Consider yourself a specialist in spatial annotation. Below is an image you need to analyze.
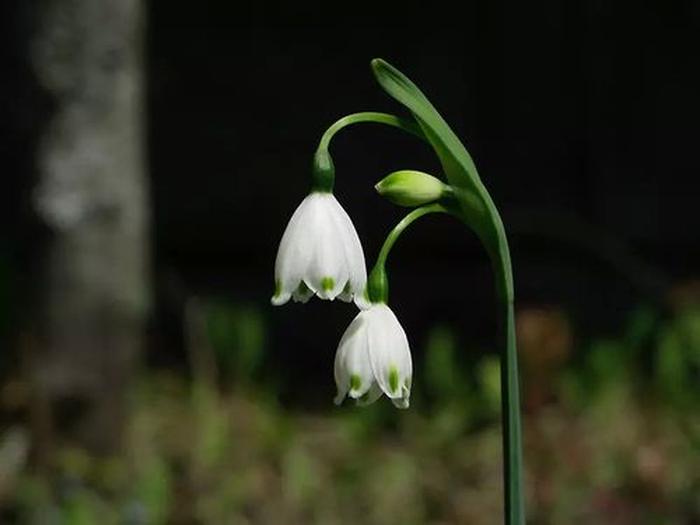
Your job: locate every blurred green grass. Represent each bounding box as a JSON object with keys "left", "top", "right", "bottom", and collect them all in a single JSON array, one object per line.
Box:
[{"left": 1, "top": 294, "right": 699, "bottom": 524}]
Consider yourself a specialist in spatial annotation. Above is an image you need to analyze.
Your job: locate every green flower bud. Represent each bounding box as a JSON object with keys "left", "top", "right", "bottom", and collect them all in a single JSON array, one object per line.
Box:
[{"left": 375, "top": 170, "right": 448, "bottom": 207}]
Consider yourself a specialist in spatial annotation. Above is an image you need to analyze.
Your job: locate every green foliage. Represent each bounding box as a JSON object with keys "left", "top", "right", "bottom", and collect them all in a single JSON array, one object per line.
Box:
[
  {"left": 422, "top": 325, "right": 502, "bottom": 434},
  {"left": 371, "top": 59, "right": 499, "bottom": 255},
  {"left": 62, "top": 488, "right": 115, "bottom": 525},
  {"left": 476, "top": 355, "right": 502, "bottom": 419},
  {"left": 6, "top": 298, "right": 700, "bottom": 523},
  {"left": 132, "top": 455, "right": 171, "bottom": 525},
  {"left": 424, "top": 325, "right": 462, "bottom": 400},
  {"left": 205, "top": 301, "right": 266, "bottom": 384},
  {"left": 624, "top": 304, "right": 658, "bottom": 350},
  {"left": 657, "top": 306, "right": 700, "bottom": 411}
]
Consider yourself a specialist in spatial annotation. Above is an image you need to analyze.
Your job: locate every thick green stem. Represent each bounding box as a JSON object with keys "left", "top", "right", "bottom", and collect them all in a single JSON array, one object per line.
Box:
[
  {"left": 449, "top": 198, "right": 523, "bottom": 523},
  {"left": 473, "top": 204, "right": 523, "bottom": 525},
  {"left": 494, "top": 235, "right": 524, "bottom": 525}
]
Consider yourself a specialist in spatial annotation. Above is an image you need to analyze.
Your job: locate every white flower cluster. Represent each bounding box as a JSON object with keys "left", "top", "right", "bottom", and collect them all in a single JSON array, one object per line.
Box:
[{"left": 272, "top": 191, "right": 413, "bottom": 408}]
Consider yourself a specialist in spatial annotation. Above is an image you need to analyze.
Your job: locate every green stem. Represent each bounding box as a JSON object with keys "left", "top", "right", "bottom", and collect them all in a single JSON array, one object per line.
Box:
[
  {"left": 494, "top": 232, "right": 524, "bottom": 525},
  {"left": 367, "top": 203, "right": 446, "bottom": 303},
  {"left": 318, "top": 112, "right": 425, "bottom": 151},
  {"left": 448, "top": 196, "right": 523, "bottom": 523},
  {"left": 469, "top": 203, "right": 523, "bottom": 524},
  {"left": 376, "top": 203, "right": 446, "bottom": 268},
  {"left": 312, "top": 113, "right": 426, "bottom": 192}
]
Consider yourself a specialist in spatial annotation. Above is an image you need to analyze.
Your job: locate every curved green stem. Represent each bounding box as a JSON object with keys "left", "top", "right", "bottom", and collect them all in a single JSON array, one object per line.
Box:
[
  {"left": 314, "top": 112, "right": 441, "bottom": 303},
  {"left": 367, "top": 203, "right": 446, "bottom": 303},
  {"left": 376, "top": 203, "right": 446, "bottom": 268},
  {"left": 312, "top": 113, "right": 426, "bottom": 192},
  {"left": 318, "top": 112, "right": 425, "bottom": 151}
]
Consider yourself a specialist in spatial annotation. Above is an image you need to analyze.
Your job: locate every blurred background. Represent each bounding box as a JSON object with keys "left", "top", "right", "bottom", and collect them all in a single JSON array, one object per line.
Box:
[{"left": 1, "top": 1, "right": 699, "bottom": 524}]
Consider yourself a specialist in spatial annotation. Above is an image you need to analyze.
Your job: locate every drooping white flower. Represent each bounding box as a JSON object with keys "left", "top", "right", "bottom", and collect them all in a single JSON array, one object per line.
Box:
[
  {"left": 272, "top": 192, "right": 368, "bottom": 308},
  {"left": 334, "top": 303, "right": 412, "bottom": 409}
]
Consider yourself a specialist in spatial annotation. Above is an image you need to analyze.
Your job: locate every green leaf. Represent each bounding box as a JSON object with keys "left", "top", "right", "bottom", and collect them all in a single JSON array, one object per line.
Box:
[
  {"left": 371, "top": 58, "right": 498, "bottom": 252},
  {"left": 371, "top": 58, "right": 524, "bottom": 525},
  {"left": 370, "top": 59, "right": 479, "bottom": 188}
]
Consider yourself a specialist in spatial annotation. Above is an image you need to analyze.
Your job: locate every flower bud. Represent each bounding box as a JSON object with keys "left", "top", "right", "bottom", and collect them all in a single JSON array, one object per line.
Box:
[{"left": 375, "top": 170, "right": 448, "bottom": 207}]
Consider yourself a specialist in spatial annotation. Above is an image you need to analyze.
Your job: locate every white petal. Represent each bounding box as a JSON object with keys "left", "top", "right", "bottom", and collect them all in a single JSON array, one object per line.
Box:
[
  {"left": 272, "top": 192, "right": 368, "bottom": 306},
  {"left": 291, "top": 281, "right": 314, "bottom": 303},
  {"left": 366, "top": 304, "right": 413, "bottom": 400},
  {"left": 334, "top": 310, "right": 373, "bottom": 404},
  {"left": 338, "top": 283, "right": 353, "bottom": 303},
  {"left": 356, "top": 382, "right": 383, "bottom": 407},
  {"left": 271, "top": 290, "right": 291, "bottom": 306},
  {"left": 391, "top": 375, "right": 411, "bottom": 409},
  {"left": 272, "top": 194, "right": 318, "bottom": 304},
  {"left": 306, "top": 195, "right": 348, "bottom": 300},
  {"left": 326, "top": 195, "right": 368, "bottom": 307},
  {"left": 353, "top": 291, "right": 371, "bottom": 311},
  {"left": 391, "top": 395, "right": 410, "bottom": 409},
  {"left": 338, "top": 285, "right": 370, "bottom": 310}
]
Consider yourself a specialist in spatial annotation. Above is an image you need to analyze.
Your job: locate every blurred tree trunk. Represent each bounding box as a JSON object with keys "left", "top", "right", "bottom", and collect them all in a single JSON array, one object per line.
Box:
[{"left": 28, "top": 0, "right": 149, "bottom": 456}]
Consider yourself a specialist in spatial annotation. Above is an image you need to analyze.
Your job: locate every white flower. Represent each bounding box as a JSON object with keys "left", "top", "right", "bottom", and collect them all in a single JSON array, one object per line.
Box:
[
  {"left": 272, "top": 192, "right": 368, "bottom": 308},
  {"left": 334, "top": 303, "right": 412, "bottom": 409}
]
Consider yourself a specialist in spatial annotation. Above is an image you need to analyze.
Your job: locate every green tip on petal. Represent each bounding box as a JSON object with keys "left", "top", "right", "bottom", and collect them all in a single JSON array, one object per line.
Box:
[
  {"left": 274, "top": 279, "right": 282, "bottom": 297},
  {"left": 350, "top": 374, "right": 362, "bottom": 393},
  {"left": 388, "top": 366, "right": 399, "bottom": 394},
  {"left": 321, "top": 276, "right": 335, "bottom": 292}
]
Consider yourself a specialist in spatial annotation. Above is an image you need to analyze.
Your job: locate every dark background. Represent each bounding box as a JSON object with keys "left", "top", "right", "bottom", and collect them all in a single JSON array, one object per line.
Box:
[
  {"left": 2, "top": 2, "right": 699, "bottom": 400},
  {"left": 1, "top": 3, "right": 699, "bottom": 523}
]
